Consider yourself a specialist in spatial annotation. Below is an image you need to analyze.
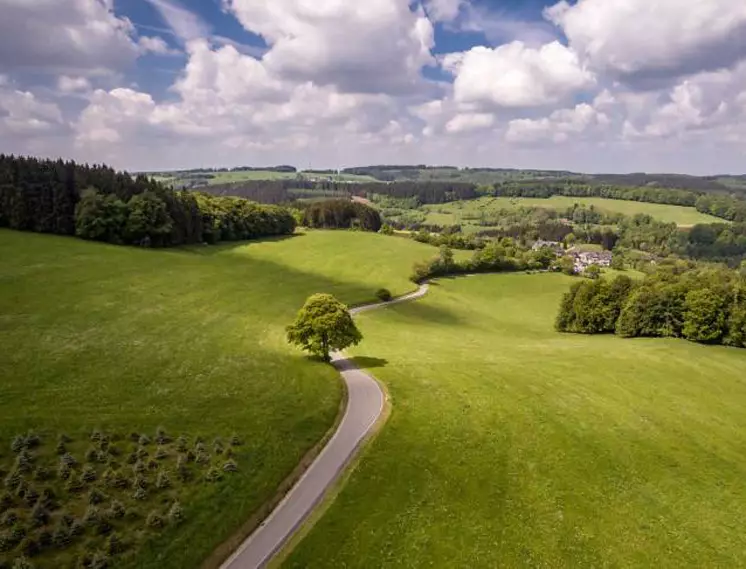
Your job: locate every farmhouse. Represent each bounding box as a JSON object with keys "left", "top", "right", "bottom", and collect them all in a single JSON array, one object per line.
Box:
[
  {"left": 532, "top": 240, "right": 564, "bottom": 254},
  {"left": 572, "top": 250, "right": 613, "bottom": 272}
]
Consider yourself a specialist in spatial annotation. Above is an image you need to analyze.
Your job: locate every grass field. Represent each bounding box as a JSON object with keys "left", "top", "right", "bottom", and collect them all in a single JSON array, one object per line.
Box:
[
  {"left": 423, "top": 196, "right": 724, "bottom": 227},
  {"left": 148, "top": 170, "right": 378, "bottom": 187},
  {"left": 286, "top": 273, "right": 746, "bottom": 568},
  {"left": 0, "top": 229, "right": 439, "bottom": 568}
]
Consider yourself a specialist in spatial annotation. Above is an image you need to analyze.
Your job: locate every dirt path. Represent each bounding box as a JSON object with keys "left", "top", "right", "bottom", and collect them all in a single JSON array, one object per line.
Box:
[{"left": 220, "top": 284, "right": 429, "bottom": 569}]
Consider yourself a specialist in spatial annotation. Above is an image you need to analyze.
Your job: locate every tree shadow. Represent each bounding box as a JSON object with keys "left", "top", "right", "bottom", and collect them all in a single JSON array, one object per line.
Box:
[
  {"left": 349, "top": 356, "right": 388, "bottom": 369},
  {"left": 179, "top": 232, "right": 304, "bottom": 256},
  {"left": 394, "top": 300, "right": 464, "bottom": 326}
]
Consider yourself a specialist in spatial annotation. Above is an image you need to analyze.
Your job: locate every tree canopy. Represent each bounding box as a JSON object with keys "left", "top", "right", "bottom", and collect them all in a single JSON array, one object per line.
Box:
[{"left": 286, "top": 294, "right": 363, "bottom": 362}]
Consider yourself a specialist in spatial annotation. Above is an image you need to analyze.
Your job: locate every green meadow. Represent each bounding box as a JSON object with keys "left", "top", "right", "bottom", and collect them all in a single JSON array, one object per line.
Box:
[
  {"left": 0, "top": 229, "right": 439, "bottom": 568},
  {"left": 286, "top": 273, "right": 746, "bottom": 568},
  {"left": 423, "top": 196, "right": 724, "bottom": 227}
]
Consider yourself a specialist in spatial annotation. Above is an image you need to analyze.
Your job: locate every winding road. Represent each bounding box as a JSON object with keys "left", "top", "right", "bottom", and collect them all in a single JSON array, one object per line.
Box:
[{"left": 221, "top": 284, "right": 430, "bottom": 569}]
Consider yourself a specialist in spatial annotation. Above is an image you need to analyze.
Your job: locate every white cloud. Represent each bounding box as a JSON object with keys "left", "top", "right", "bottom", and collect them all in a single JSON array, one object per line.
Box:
[
  {"left": 545, "top": 0, "right": 746, "bottom": 85},
  {"left": 0, "top": 0, "right": 139, "bottom": 74},
  {"left": 442, "top": 41, "right": 594, "bottom": 108},
  {"left": 223, "top": 0, "right": 435, "bottom": 94},
  {"left": 445, "top": 112, "right": 494, "bottom": 133},
  {"left": 505, "top": 103, "right": 609, "bottom": 144},
  {"left": 57, "top": 76, "right": 92, "bottom": 94},
  {"left": 138, "top": 36, "right": 180, "bottom": 56},
  {"left": 143, "top": 0, "right": 210, "bottom": 43},
  {"left": 424, "top": 0, "right": 464, "bottom": 23},
  {"left": 0, "top": 88, "right": 64, "bottom": 136}
]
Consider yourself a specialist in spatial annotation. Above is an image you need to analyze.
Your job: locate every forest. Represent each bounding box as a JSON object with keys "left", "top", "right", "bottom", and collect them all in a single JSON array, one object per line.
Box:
[
  {"left": 0, "top": 155, "right": 296, "bottom": 248},
  {"left": 556, "top": 263, "right": 746, "bottom": 348}
]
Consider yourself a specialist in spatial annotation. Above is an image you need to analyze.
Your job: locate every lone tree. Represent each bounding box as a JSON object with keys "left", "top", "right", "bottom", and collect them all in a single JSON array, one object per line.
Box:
[{"left": 286, "top": 294, "right": 362, "bottom": 362}]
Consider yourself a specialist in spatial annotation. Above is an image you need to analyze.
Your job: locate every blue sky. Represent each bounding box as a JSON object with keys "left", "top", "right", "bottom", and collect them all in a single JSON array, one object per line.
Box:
[{"left": 0, "top": 0, "right": 745, "bottom": 174}]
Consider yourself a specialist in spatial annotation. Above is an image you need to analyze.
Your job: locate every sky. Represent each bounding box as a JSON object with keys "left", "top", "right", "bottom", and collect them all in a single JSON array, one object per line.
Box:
[{"left": 0, "top": 0, "right": 745, "bottom": 175}]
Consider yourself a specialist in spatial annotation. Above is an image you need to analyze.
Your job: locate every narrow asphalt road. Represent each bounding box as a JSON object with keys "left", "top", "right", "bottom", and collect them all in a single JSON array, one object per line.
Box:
[{"left": 220, "top": 284, "right": 430, "bottom": 569}]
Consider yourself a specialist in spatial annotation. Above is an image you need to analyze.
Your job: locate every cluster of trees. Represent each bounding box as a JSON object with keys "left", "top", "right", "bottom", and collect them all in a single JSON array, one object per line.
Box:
[
  {"left": 302, "top": 199, "right": 382, "bottom": 231},
  {"left": 556, "top": 264, "right": 746, "bottom": 348},
  {"left": 410, "top": 228, "right": 486, "bottom": 250},
  {"left": 410, "top": 239, "right": 556, "bottom": 282},
  {"left": 0, "top": 155, "right": 295, "bottom": 247},
  {"left": 493, "top": 180, "right": 746, "bottom": 222}
]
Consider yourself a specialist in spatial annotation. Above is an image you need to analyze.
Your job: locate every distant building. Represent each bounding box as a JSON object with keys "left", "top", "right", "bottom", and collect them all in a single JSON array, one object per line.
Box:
[
  {"left": 570, "top": 250, "right": 613, "bottom": 273},
  {"left": 532, "top": 240, "right": 564, "bottom": 254}
]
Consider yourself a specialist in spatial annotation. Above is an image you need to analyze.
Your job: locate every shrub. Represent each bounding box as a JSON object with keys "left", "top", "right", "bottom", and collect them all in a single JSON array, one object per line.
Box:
[
  {"left": 87, "top": 489, "right": 105, "bottom": 505},
  {"left": 38, "top": 487, "right": 56, "bottom": 508},
  {"left": 65, "top": 476, "right": 84, "bottom": 493},
  {"left": 132, "top": 487, "right": 147, "bottom": 501},
  {"left": 60, "top": 453, "right": 77, "bottom": 468},
  {"left": 155, "top": 471, "right": 171, "bottom": 490},
  {"left": 83, "top": 506, "right": 100, "bottom": 527},
  {"left": 12, "top": 555, "right": 34, "bottom": 569},
  {"left": 154, "top": 447, "right": 168, "bottom": 460},
  {"left": 52, "top": 523, "right": 71, "bottom": 548},
  {"left": 33, "top": 467, "right": 49, "bottom": 482},
  {"left": 11, "top": 435, "right": 27, "bottom": 454},
  {"left": 213, "top": 441, "right": 224, "bottom": 455},
  {"left": 107, "top": 533, "right": 124, "bottom": 555},
  {"left": 222, "top": 459, "right": 238, "bottom": 473},
  {"left": 155, "top": 427, "right": 169, "bottom": 445},
  {"left": 15, "top": 451, "right": 33, "bottom": 474},
  {"left": 22, "top": 485, "right": 38, "bottom": 506},
  {"left": 55, "top": 441, "right": 67, "bottom": 455},
  {"left": 138, "top": 435, "right": 151, "bottom": 446},
  {"left": 0, "top": 492, "right": 12, "bottom": 511},
  {"left": 1, "top": 511, "right": 17, "bottom": 527},
  {"left": 195, "top": 452, "right": 210, "bottom": 465},
  {"left": 19, "top": 537, "right": 40, "bottom": 557},
  {"left": 107, "top": 500, "right": 125, "bottom": 520},
  {"left": 84, "top": 446, "right": 97, "bottom": 462},
  {"left": 4, "top": 470, "right": 21, "bottom": 491},
  {"left": 194, "top": 442, "right": 206, "bottom": 454},
  {"left": 375, "top": 288, "right": 392, "bottom": 302},
  {"left": 70, "top": 520, "right": 84, "bottom": 537},
  {"left": 131, "top": 475, "right": 147, "bottom": 490},
  {"left": 175, "top": 436, "right": 188, "bottom": 453},
  {"left": 147, "top": 459, "right": 159, "bottom": 471},
  {"left": 230, "top": 434, "right": 242, "bottom": 446},
  {"left": 90, "top": 430, "right": 103, "bottom": 443},
  {"left": 146, "top": 511, "right": 164, "bottom": 529},
  {"left": 81, "top": 465, "right": 97, "bottom": 483},
  {"left": 88, "top": 551, "right": 110, "bottom": 569},
  {"left": 175, "top": 457, "right": 190, "bottom": 482},
  {"left": 167, "top": 501, "right": 184, "bottom": 525},
  {"left": 30, "top": 502, "right": 50, "bottom": 527},
  {"left": 13, "top": 480, "right": 28, "bottom": 499},
  {"left": 57, "top": 463, "right": 71, "bottom": 481},
  {"left": 204, "top": 467, "right": 222, "bottom": 482},
  {"left": 132, "top": 460, "right": 146, "bottom": 475}
]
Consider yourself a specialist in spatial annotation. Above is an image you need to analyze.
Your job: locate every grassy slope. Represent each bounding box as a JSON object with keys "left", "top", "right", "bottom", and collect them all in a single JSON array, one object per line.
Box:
[
  {"left": 286, "top": 273, "right": 746, "bottom": 568},
  {"left": 0, "top": 229, "right": 437, "bottom": 568},
  {"left": 424, "top": 196, "right": 724, "bottom": 227},
  {"left": 206, "top": 171, "right": 378, "bottom": 185}
]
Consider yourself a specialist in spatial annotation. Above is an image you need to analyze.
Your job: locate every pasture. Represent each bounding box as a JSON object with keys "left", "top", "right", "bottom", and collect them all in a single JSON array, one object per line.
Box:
[
  {"left": 0, "top": 229, "right": 437, "bottom": 568},
  {"left": 423, "top": 196, "right": 724, "bottom": 227},
  {"left": 286, "top": 273, "right": 746, "bottom": 567}
]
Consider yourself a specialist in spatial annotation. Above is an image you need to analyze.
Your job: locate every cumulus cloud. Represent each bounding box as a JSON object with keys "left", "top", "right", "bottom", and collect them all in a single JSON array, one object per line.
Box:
[
  {"left": 57, "top": 76, "right": 92, "bottom": 94},
  {"left": 445, "top": 112, "right": 495, "bottom": 133},
  {"left": 144, "top": 0, "right": 211, "bottom": 43},
  {"left": 442, "top": 41, "right": 594, "bottom": 108},
  {"left": 223, "top": 0, "right": 435, "bottom": 94},
  {"left": 424, "top": 0, "right": 464, "bottom": 23},
  {"left": 505, "top": 103, "right": 609, "bottom": 144},
  {"left": 138, "top": 36, "right": 180, "bottom": 56},
  {"left": 545, "top": 0, "right": 746, "bottom": 86},
  {"left": 0, "top": 0, "right": 139, "bottom": 74}
]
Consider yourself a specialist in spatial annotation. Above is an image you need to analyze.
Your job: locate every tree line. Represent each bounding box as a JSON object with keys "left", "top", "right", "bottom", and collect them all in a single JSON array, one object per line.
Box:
[
  {"left": 493, "top": 180, "right": 746, "bottom": 222},
  {"left": 0, "top": 155, "right": 295, "bottom": 247},
  {"left": 410, "top": 239, "right": 557, "bottom": 283},
  {"left": 556, "top": 263, "right": 746, "bottom": 348}
]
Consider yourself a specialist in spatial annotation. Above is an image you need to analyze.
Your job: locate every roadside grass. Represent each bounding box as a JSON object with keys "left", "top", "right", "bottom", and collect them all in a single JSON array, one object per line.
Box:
[
  {"left": 286, "top": 273, "right": 746, "bottom": 568},
  {"left": 423, "top": 196, "right": 724, "bottom": 227},
  {"left": 0, "top": 229, "right": 437, "bottom": 568}
]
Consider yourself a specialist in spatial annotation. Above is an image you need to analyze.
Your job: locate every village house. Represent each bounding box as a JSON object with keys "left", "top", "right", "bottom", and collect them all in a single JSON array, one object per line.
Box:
[
  {"left": 531, "top": 240, "right": 564, "bottom": 255},
  {"left": 571, "top": 250, "right": 613, "bottom": 273}
]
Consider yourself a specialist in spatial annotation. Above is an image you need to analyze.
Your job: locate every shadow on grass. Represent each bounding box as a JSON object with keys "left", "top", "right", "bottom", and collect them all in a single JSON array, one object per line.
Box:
[
  {"left": 394, "top": 298, "right": 464, "bottom": 326},
  {"left": 349, "top": 356, "right": 388, "bottom": 369},
  {"left": 179, "top": 232, "right": 304, "bottom": 256}
]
